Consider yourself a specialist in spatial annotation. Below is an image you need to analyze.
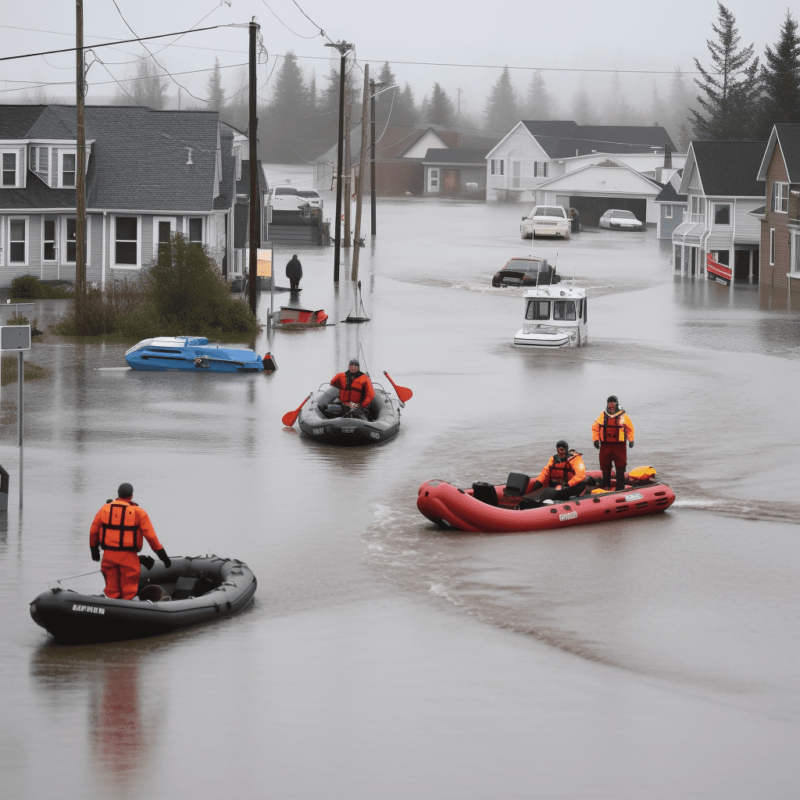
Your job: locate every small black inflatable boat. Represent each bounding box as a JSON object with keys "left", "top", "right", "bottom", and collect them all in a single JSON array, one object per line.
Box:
[
  {"left": 30, "top": 555, "right": 256, "bottom": 644},
  {"left": 298, "top": 382, "right": 401, "bottom": 446}
]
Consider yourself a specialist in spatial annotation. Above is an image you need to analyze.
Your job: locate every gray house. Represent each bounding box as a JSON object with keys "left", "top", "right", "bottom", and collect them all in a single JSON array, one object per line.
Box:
[
  {"left": 0, "top": 104, "right": 244, "bottom": 288},
  {"left": 653, "top": 171, "right": 687, "bottom": 239}
]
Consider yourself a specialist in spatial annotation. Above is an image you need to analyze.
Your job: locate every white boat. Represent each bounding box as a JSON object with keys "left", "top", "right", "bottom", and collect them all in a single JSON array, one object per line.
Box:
[{"left": 513, "top": 285, "right": 588, "bottom": 348}]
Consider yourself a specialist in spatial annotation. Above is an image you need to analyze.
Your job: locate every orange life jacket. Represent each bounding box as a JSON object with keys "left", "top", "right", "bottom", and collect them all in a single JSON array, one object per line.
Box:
[
  {"left": 542, "top": 451, "right": 585, "bottom": 487},
  {"left": 98, "top": 503, "right": 143, "bottom": 552},
  {"left": 598, "top": 410, "right": 631, "bottom": 442},
  {"left": 332, "top": 372, "right": 374, "bottom": 407}
]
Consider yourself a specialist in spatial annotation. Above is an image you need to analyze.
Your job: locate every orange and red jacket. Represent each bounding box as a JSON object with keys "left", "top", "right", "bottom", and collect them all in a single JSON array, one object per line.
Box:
[
  {"left": 537, "top": 451, "right": 587, "bottom": 488},
  {"left": 331, "top": 371, "right": 375, "bottom": 408},
  {"left": 592, "top": 409, "right": 634, "bottom": 443},
  {"left": 90, "top": 499, "right": 163, "bottom": 553}
]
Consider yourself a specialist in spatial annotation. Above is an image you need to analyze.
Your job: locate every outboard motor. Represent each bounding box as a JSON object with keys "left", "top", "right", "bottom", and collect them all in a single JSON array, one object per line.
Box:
[
  {"left": 262, "top": 352, "right": 278, "bottom": 373},
  {"left": 326, "top": 402, "right": 344, "bottom": 418}
]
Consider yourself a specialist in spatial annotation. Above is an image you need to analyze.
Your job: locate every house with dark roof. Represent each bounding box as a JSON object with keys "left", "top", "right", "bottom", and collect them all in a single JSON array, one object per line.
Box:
[
  {"left": 755, "top": 124, "right": 800, "bottom": 289},
  {"left": 652, "top": 171, "right": 687, "bottom": 239},
  {"left": 0, "top": 104, "right": 248, "bottom": 288},
  {"left": 484, "top": 120, "right": 680, "bottom": 215},
  {"left": 421, "top": 149, "right": 488, "bottom": 196},
  {"left": 671, "top": 140, "right": 766, "bottom": 285}
]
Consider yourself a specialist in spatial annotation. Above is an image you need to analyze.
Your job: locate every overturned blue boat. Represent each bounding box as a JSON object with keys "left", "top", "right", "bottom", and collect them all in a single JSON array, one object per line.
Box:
[
  {"left": 126, "top": 336, "right": 275, "bottom": 373},
  {"left": 30, "top": 555, "right": 257, "bottom": 643}
]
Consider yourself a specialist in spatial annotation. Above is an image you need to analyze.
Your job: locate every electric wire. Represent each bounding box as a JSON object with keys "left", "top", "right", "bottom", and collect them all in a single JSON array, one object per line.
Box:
[{"left": 260, "top": 0, "right": 321, "bottom": 40}]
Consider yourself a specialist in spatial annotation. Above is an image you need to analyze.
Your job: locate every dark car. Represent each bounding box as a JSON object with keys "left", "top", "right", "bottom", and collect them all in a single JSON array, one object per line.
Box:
[{"left": 492, "top": 257, "right": 562, "bottom": 288}]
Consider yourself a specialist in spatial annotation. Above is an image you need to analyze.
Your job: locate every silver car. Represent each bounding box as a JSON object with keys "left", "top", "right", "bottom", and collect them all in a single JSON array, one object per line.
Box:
[
  {"left": 520, "top": 205, "right": 571, "bottom": 240},
  {"left": 599, "top": 209, "right": 644, "bottom": 230}
]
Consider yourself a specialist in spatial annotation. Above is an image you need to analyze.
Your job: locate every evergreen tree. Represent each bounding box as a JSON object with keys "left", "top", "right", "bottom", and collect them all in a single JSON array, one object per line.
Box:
[
  {"left": 263, "top": 52, "right": 310, "bottom": 163},
  {"left": 128, "top": 53, "right": 168, "bottom": 109},
  {"left": 690, "top": 2, "right": 760, "bottom": 140},
  {"left": 650, "top": 81, "right": 669, "bottom": 128},
  {"left": 758, "top": 10, "right": 800, "bottom": 138},
  {"left": 427, "top": 83, "right": 455, "bottom": 126},
  {"left": 605, "top": 71, "right": 637, "bottom": 124},
  {"left": 375, "top": 62, "right": 398, "bottom": 123},
  {"left": 524, "top": 70, "right": 554, "bottom": 120},
  {"left": 206, "top": 57, "right": 225, "bottom": 112},
  {"left": 667, "top": 68, "right": 693, "bottom": 146},
  {"left": 571, "top": 82, "right": 596, "bottom": 125},
  {"left": 393, "top": 83, "right": 418, "bottom": 126},
  {"left": 484, "top": 67, "right": 519, "bottom": 130}
]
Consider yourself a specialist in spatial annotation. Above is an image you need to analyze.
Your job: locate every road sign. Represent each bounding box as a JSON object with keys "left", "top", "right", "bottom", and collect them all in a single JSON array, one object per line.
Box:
[{"left": 0, "top": 325, "right": 31, "bottom": 351}]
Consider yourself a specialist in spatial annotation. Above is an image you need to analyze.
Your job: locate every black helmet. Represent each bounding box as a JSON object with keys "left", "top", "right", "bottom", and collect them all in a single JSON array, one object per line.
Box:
[
  {"left": 556, "top": 440, "right": 569, "bottom": 450},
  {"left": 118, "top": 482, "right": 134, "bottom": 498},
  {"left": 607, "top": 395, "right": 618, "bottom": 404},
  {"left": 349, "top": 359, "right": 360, "bottom": 367}
]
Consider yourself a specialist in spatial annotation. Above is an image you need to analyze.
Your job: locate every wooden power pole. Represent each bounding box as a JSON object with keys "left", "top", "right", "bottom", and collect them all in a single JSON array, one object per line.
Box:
[
  {"left": 247, "top": 19, "right": 260, "bottom": 316},
  {"left": 351, "top": 64, "right": 369, "bottom": 281},
  {"left": 75, "top": 0, "right": 86, "bottom": 303},
  {"left": 343, "top": 103, "right": 352, "bottom": 249}
]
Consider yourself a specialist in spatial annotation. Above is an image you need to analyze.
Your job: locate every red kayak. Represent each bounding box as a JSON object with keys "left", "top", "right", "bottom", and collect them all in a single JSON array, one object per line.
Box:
[{"left": 417, "top": 470, "right": 675, "bottom": 533}]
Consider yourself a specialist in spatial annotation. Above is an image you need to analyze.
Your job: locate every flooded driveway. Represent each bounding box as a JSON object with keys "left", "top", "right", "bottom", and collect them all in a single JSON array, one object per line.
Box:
[{"left": 2, "top": 190, "right": 799, "bottom": 799}]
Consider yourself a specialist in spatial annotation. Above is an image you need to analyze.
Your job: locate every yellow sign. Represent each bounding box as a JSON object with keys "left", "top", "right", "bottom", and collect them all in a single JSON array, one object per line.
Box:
[{"left": 256, "top": 247, "right": 273, "bottom": 278}]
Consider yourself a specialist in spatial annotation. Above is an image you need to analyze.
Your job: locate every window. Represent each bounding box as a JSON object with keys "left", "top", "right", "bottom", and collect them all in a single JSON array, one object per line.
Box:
[
  {"left": 525, "top": 300, "right": 550, "bottom": 320},
  {"left": 490, "top": 159, "right": 504, "bottom": 176},
  {"left": 711, "top": 250, "right": 729, "bottom": 266},
  {"left": 61, "top": 152, "right": 76, "bottom": 187},
  {"left": 9, "top": 218, "right": 27, "bottom": 263},
  {"left": 772, "top": 181, "right": 789, "bottom": 213},
  {"left": 43, "top": 218, "right": 57, "bottom": 261},
  {"left": 115, "top": 217, "right": 138, "bottom": 265},
  {"left": 690, "top": 195, "right": 705, "bottom": 215},
  {"left": 664, "top": 205, "right": 673, "bottom": 219},
  {"left": 553, "top": 300, "right": 576, "bottom": 321},
  {"left": 714, "top": 203, "right": 730, "bottom": 225},
  {"left": 188, "top": 218, "right": 203, "bottom": 244},
  {"left": 2, "top": 152, "right": 17, "bottom": 186},
  {"left": 583, "top": 298, "right": 588, "bottom": 324},
  {"left": 534, "top": 161, "right": 548, "bottom": 178},
  {"left": 769, "top": 228, "right": 775, "bottom": 266}
]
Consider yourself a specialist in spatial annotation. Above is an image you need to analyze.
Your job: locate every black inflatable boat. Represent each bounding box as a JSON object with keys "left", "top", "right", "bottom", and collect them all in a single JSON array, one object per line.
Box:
[
  {"left": 297, "top": 382, "right": 401, "bottom": 446},
  {"left": 30, "top": 555, "right": 257, "bottom": 644}
]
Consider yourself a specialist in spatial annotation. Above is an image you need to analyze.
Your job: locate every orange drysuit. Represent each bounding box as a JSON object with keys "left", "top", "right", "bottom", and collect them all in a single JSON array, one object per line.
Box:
[
  {"left": 90, "top": 499, "right": 164, "bottom": 600},
  {"left": 331, "top": 371, "right": 375, "bottom": 408},
  {"left": 537, "top": 451, "right": 586, "bottom": 488},
  {"left": 591, "top": 409, "right": 634, "bottom": 443}
]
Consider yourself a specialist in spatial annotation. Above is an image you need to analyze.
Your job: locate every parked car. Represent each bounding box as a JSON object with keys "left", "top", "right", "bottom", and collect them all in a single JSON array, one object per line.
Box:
[
  {"left": 269, "top": 185, "right": 299, "bottom": 210},
  {"left": 297, "top": 189, "right": 323, "bottom": 210},
  {"left": 520, "top": 205, "right": 571, "bottom": 240},
  {"left": 598, "top": 209, "right": 645, "bottom": 230},
  {"left": 492, "top": 257, "right": 562, "bottom": 287}
]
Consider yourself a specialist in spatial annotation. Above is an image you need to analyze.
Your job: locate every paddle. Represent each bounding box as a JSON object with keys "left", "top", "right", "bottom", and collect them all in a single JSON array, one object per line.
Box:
[
  {"left": 282, "top": 393, "right": 312, "bottom": 427},
  {"left": 383, "top": 372, "right": 413, "bottom": 403}
]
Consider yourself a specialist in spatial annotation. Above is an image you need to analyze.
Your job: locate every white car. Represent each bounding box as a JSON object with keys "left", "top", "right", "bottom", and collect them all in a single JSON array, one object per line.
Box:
[
  {"left": 297, "top": 189, "right": 323, "bottom": 210},
  {"left": 270, "top": 185, "right": 299, "bottom": 210},
  {"left": 520, "top": 205, "right": 571, "bottom": 240},
  {"left": 598, "top": 209, "right": 645, "bottom": 230}
]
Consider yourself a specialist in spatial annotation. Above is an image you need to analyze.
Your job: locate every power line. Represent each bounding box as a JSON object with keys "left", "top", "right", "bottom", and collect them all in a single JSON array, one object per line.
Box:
[{"left": 260, "top": 0, "right": 321, "bottom": 40}]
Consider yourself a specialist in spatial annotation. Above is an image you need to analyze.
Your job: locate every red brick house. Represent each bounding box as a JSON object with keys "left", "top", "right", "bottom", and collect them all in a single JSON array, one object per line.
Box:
[{"left": 756, "top": 124, "right": 800, "bottom": 289}]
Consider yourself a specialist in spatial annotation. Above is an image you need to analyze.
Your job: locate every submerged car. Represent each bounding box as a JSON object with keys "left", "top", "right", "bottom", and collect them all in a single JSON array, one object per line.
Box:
[
  {"left": 520, "top": 205, "right": 571, "bottom": 240},
  {"left": 297, "top": 189, "right": 323, "bottom": 210},
  {"left": 598, "top": 209, "right": 645, "bottom": 230},
  {"left": 492, "top": 257, "right": 562, "bottom": 287}
]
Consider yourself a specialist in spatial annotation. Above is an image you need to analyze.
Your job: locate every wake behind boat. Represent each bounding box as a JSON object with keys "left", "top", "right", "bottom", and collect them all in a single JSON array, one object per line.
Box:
[{"left": 125, "top": 337, "right": 275, "bottom": 373}]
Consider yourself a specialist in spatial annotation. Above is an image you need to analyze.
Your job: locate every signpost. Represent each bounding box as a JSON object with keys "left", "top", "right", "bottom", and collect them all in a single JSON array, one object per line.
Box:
[
  {"left": 0, "top": 325, "right": 31, "bottom": 509},
  {"left": 257, "top": 245, "right": 274, "bottom": 326}
]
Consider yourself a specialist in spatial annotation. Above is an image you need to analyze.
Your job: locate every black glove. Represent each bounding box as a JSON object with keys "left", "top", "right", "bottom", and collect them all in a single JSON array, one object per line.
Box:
[
  {"left": 139, "top": 555, "right": 155, "bottom": 570},
  {"left": 530, "top": 480, "right": 543, "bottom": 492},
  {"left": 155, "top": 549, "right": 172, "bottom": 569},
  {"left": 594, "top": 440, "right": 600, "bottom": 449},
  {"left": 629, "top": 441, "right": 634, "bottom": 449},
  {"left": 90, "top": 545, "right": 101, "bottom": 562}
]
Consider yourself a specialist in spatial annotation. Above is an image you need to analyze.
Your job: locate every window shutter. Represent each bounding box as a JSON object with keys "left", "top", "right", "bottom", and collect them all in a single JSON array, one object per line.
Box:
[
  {"left": 18, "top": 148, "right": 25, "bottom": 187},
  {"left": 771, "top": 182, "right": 777, "bottom": 213}
]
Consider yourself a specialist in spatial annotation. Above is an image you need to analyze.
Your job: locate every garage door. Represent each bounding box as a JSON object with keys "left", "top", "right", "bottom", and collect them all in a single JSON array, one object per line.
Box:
[{"left": 570, "top": 197, "right": 647, "bottom": 227}]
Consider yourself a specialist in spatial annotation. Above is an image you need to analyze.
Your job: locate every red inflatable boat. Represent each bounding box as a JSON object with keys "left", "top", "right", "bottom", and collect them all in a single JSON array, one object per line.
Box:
[{"left": 417, "top": 470, "right": 675, "bottom": 533}]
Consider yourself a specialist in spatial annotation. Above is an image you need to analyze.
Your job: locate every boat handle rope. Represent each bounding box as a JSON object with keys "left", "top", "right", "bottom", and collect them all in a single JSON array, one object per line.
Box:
[{"left": 46, "top": 569, "right": 101, "bottom": 588}]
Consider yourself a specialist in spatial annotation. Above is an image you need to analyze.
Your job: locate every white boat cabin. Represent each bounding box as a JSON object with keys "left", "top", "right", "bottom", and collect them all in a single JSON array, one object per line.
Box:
[{"left": 514, "top": 285, "right": 588, "bottom": 348}]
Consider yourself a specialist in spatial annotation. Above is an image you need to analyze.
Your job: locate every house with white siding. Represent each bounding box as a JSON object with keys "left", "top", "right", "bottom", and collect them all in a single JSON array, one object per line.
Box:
[
  {"left": 671, "top": 140, "right": 766, "bottom": 285},
  {"left": 0, "top": 104, "right": 243, "bottom": 289}
]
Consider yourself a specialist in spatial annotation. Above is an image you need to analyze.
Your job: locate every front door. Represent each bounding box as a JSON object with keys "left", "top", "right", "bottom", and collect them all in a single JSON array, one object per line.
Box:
[{"left": 427, "top": 168, "right": 440, "bottom": 193}]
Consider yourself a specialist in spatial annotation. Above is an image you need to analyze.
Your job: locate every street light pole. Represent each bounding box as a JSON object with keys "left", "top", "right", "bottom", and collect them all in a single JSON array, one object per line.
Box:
[
  {"left": 325, "top": 41, "right": 353, "bottom": 283},
  {"left": 76, "top": 0, "right": 86, "bottom": 304},
  {"left": 247, "top": 19, "right": 260, "bottom": 316}
]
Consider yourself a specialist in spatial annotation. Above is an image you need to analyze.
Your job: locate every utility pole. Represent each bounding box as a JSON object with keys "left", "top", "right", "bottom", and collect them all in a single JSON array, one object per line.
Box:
[
  {"left": 324, "top": 41, "right": 352, "bottom": 282},
  {"left": 75, "top": 0, "right": 86, "bottom": 305},
  {"left": 351, "top": 64, "right": 369, "bottom": 281},
  {"left": 370, "top": 79, "right": 379, "bottom": 236},
  {"left": 343, "top": 103, "right": 352, "bottom": 249},
  {"left": 247, "top": 19, "right": 260, "bottom": 316}
]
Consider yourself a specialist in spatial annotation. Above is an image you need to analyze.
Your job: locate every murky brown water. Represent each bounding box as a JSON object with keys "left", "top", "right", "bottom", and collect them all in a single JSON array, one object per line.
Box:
[{"left": 2, "top": 182, "right": 799, "bottom": 799}]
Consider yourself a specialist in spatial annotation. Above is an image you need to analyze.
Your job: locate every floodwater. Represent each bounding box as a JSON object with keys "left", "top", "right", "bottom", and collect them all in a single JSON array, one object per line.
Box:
[{"left": 2, "top": 174, "right": 800, "bottom": 799}]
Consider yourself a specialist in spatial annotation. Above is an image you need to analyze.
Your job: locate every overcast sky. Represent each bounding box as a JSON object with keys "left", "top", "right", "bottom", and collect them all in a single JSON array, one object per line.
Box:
[{"left": 0, "top": 0, "right": 794, "bottom": 117}]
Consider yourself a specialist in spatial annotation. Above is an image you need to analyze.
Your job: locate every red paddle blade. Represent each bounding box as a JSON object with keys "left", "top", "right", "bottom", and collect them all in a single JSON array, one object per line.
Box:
[
  {"left": 282, "top": 394, "right": 311, "bottom": 427},
  {"left": 383, "top": 371, "right": 413, "bottom": 402}
]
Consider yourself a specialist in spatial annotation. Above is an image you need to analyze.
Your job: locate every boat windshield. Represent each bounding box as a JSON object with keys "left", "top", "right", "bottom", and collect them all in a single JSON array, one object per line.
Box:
[
  {"left": 533, "top": 207, "right": 566, "bottom": 218},
  {"left": 553, "top": 300, "right": 577, "bottom": 320},
  {"left": 125, "top": 339, "right": 154, "bottom": 355},
  {"left": 525, "top": 300, "right": 550, "bottom": 320}
]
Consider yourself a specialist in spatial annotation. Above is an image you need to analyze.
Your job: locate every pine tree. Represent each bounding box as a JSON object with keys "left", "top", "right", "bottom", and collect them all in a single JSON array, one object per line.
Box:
[
  {"left": 393, "top": 83, "right": 418, "bottom": 126},
  {"left": 375, "top": 62, "right": 398, "bottom": 123},
  {"left": 127, "top": 54, "right": 168, "bottom": 109},
  {"left": 206, "top": 56, "right": 225, "bottom": 112},
  {"left": 524, "top": 70, "right": 554, "bottom": 120},
  {"left": 758, "top": 10, "right": 800, "bottom": 138},
  {"left": 667, "top": 68, "right": 693, "bottom": 147},
  {"left": 571, "top": 82, "right": 596, "bottom": 125},
  {"left": 263, "top": 52, "right": 309, "bottom": 163},
  {"left": 690, "top": 2, "right": 760, "bottom": 140},
  {"left": 484, "top": 67, "right": 519, "bottom": 130},
  {"left": 650, "top": 81, "right": 669, "bottom": 128},
  {"left": 427, "top": 83, "right": 455, "bottom": 126},
  {"left": 605, "top": 72, "right": 637, "bottom": 124}
]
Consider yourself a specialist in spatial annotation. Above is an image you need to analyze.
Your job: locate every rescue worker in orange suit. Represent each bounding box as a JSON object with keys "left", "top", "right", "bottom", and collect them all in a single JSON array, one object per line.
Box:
[
  {"left": 90, "top": 483, "right": 171, "bottom": 600},
  {"left": 527, "top": 440, "right": 589, "bottom": 501},
  {"left": 330, "top": 359, "right": 375, "bottom": 420},
  {"left": 592, "top": 395, "right": 635, "bottom": 491}
]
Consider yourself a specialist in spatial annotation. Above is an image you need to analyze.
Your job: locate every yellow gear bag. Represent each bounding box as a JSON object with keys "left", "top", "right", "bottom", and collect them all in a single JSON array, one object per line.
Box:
[{"left": 628, "top": 466, "right": 657, "bottom": 483}]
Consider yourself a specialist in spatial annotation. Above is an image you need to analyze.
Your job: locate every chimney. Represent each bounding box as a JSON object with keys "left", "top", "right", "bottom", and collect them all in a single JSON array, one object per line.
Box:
[{"left": 663, "top": 143, "right": 672, "bottom": 169}]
